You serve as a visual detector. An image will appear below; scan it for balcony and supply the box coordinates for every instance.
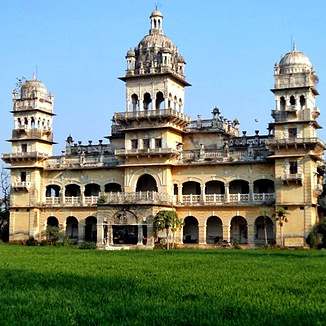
[114,108,191,124]
[12,182,30,190]
[64,197,81,205]
[282,173,303,183]
[84,196,99,205]
[2,151,49,163]
[266,137,325,149]
[115,147,180,158]
[229,194,250,203]
[46,197,61,205]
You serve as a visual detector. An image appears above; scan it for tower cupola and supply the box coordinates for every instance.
[150,8,163,35]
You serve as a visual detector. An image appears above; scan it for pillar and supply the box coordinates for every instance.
[147,225,155,247]
[201,184,206,203]
[81,185,85,205]
[198,223,206,244]
[249,182,254,202]
[96,222,104,248]
[178,185,183,203]
[225,183,230,203]
[223,223,230,243]
[137,225,143,245]
[78,223,85,243]
[164,98,168,110]
[247,223,255,247]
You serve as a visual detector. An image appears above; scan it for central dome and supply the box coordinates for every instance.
[279,44,312,73]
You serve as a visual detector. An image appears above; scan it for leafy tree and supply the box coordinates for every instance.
[153,210,183,249]
[0,167,10,242]
[273,206,289,246]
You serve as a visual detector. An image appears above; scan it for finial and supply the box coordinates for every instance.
[293,42,297,52]
[33,72,36,80]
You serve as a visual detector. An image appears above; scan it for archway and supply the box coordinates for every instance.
[105,183,122,193]
[155,91,164,109]
[230,216,247,244]
[66,216,78,241]
[136,174,158,192]
[46,216,59,243]
[85,216,97,242]
[84,183,101,196]
[183,216,199,244]
[206,216,223,244]
[254,216,274,245]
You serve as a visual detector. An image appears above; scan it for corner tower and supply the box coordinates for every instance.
[267,45,324,245]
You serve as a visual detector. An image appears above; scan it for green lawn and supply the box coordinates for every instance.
[0,245,325,325]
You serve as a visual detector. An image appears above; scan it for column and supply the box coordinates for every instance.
[147,225,155,247]
[249,182,254,202]
[178,185,183,203]
[96,222,104,248]
[126,99,130,112]
[78,222,85,243]
[225,183,230,203]
[81,186,85,205]
[164,98,168,110]
[108,225,114,245]
[198,223,206,244]
[201,183,206,203]
[137,225,143,245]
[222,223,231,243]
[61,190,65,204]
[247,223,255,247]
[275,98,280,111]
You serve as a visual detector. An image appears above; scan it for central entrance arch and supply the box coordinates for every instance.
[136,174,158,192]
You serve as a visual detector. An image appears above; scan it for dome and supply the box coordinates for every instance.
[139,33,174,49]
[150,9,163,18]
[279,44,312,73]
[178,55,186,63]
[21,78,47,100]
[126,49,135,57]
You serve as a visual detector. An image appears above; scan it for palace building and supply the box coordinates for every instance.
[3,9,325,248]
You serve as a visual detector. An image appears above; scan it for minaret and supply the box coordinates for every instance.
[267,45,324,245]
[2,76,55,240]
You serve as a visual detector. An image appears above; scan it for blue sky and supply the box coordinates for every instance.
[1,0,326,156]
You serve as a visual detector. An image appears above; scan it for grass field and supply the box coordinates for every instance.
[0,245,325,326]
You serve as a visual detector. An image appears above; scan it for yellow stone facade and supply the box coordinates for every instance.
[3,10,324,248]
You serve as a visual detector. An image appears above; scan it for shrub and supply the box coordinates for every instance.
[46,226,60,245]
[26,236,38,246]
[78,242,97,250]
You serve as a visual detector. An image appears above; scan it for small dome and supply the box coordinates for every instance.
[126,49,135,57]
[150,9,163,18]
[21,78,47,100]
[279,44,312,72]
[139,33,174,49]
[178,55,185,63]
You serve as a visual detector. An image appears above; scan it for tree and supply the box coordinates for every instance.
[0,167,10,242]
[153,210,183,249]
[273,207,289,246]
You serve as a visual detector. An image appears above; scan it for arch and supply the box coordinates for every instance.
[31,117,35,128]
[290,95,296,106]
[173,184,178,196]
[173,95,177,110]
[47,216,59,227]
[253,179,274,193]
[105,183,122,193]
[182,181,201,195]
[280,96,286,111]
[254,216,274,245]
[205,181,225,194]
[66,216,78,240]
[65,184,81,197]
[230,216,247,244]
[229,180,249,194]
[84,183,101,196]
[155,91,164,109]
[168,93,172,108]
[143,93,152,111]
[206,216,223,244]
[85,216,97,242]
[131,94,138,111]
[45,185,61,197]
[300,95,306,109]
[178,98,183,111]
[183,216,199,244]
[136,174,158,192]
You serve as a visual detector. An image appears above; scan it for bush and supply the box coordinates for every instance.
[46,226,60,245]
[26,236,38,246]
[78,242,97,250]
[307,232,318,249]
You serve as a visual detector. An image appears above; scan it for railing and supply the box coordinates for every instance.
[46,197,61,205]
[253,193,275,202]
[204,194,225,203]
[64,197,81,205]
[114,108,191,122]
[229,194,250,203]
[85,196,99,204]
[282,173,303,182]
[115,148,179,156]
[2,152,49,160]
[103,191,172,204]
[12,181,31,189]
[266,137,325,148]
[182,194,201,204]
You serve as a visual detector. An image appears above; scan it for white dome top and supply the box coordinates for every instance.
[279,44,312,73]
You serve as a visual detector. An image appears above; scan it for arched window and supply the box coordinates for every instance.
[205,181,225,194]
[65,184,81,197]
[47,216,59,227]
[253,179,274,194]
[131,94,138,111]
[280,96,286,111]
[300,95,306,109]
[154,19,157,28]
[31,117,35,129]
[229,180,249,194]
[136,174,158,192]
[179,99,183,111]
[143,93,152,111]
[84,183,101,196]
[173,96,177,110]
[46,185,61,197]
[156,92,164,109]
[182,181,201,195]
[290,95,296,106]
[183,216,199,244]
